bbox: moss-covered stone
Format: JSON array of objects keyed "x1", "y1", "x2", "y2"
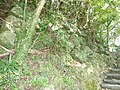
[{"x1": 0, "y1": 31, "x2": 16, "y2": 46}]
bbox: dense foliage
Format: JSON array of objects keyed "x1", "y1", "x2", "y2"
[{"x1": 0, "y1": 0, "x2": 120, "y2": 90}]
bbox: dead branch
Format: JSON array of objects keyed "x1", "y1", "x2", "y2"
[
  {"x1": 0, "y1": 45, "x2": 14, "y2": 53},
  {"x1": 0, "y1": 48, "x2": 50, "y2": 60}
]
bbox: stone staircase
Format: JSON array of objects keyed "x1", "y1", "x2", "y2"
[
  {"x1": 100, "y1": 52, "x2": 120, "y2": 90},
  {"x1": 101, "y1": 56, "x2": 120, "y2": 90}
]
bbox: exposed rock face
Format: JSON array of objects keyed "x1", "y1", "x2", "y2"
[
  {"x1": 70, "y1": 45, "x2": 93, "y2": 63},
  {"x1": 0, "y1": 6, "x2": 23, "y2": 46},
  {"x1": 0, "y1": 5, "x2": 32, "y2": 46},
  {"x1": 0, "y1": 31, "x2": 16, "y2": 46}
]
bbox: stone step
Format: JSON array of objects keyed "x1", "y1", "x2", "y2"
[
  {"x1": 109, "y1": 68, "x2": 120, "y2": 72},
  {"x1": 103, "y1": 79, "x2": 120, "y2": 85},
  {"x1": 105, "y1": 73, "x2": 120, "y2": 79},
  {"x1": 101, "y1": 83, "x2": 120, "y2": 90}
]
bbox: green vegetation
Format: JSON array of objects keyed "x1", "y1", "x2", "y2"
[{"x1": 0, "y1": 0, "x2": 120, "y2": 90}]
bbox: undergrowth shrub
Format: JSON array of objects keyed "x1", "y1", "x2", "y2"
[{"x1": 0, "y1": 55, "x2": 20, "y2": 89}]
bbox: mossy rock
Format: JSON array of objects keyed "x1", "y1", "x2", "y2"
[{"x1": 0, "y1": 31, "x2": 16, "y2": 47}]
